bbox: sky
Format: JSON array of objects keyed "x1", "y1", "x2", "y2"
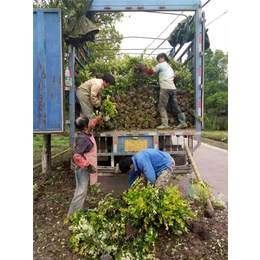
[{"x1": 115, "y1": 0, "x2": 228, "y2": 57}]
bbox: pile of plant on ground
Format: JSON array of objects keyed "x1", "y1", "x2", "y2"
[
  {"x1": 65, "y1": 178, "x2": 199, "y2": 259},
  {"x1": 33, "y1": 155, "x2": 227, "y2": 259}
]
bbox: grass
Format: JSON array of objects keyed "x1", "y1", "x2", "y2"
[
  {"x1": 33, "y1": 134, "x2": 70, "y2": 148},
  {"x1": 33, "y1": 134, "x2": 71, "y2": 165},
  {"x1": 202, "y1": 131, "x2": 228, "y2": 143}
]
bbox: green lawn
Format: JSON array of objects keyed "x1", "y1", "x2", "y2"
[
  {"x1": 33, "y1": 134, "x2": 70, "y2": 148},
  {"x1": 33, "y1": 134, "x2": 71, "y2": 165},
  {"x1": 202, "y1": 130, "x2": 228, "y2": 143}
]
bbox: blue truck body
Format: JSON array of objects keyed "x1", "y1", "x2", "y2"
[{"x1": 33, "y1": 9, "x2": 64, "y2": 133}]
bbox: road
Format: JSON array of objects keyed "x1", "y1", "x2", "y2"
[
  {"x1": 193, "y1": 142, "x2": 228, "y2": 201},
  {"x1": 171, "y1": 142, "x2": 228, "y2": 202},
  {"x1": 99, "y1": 141, "x2": 228, "y2": 202}
]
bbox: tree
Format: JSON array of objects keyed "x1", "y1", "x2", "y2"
[
  {"x1": 33, "y1": 0, "x2": 124, "y2": 61},
  {"x1": 204, "y1": 49, "x2": 228, "y2": 130},
  {"x1": 88, "y1": 12, "x2": 124, "y2": 61},
  {"x1": 204, "y1": 49, "x2": 228, "y2": 96}
]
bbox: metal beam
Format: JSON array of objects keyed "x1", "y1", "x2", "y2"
[
  {"x1": 88, "y1": 0, "x2": 201, "y2": 12},
  {"x1": 68, "y1": 45, "x2": 76, "y2": 147}
]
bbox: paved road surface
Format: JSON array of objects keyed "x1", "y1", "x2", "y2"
[
  {"x1": 193, "y1": 142, "x2": 228, "y2": 201},
  {"x1": 99, "y1": 141, "x2": 228, "y2": 202},
  {"x1": 170, "y1": 142, "x2": 228, "y2": 201}
]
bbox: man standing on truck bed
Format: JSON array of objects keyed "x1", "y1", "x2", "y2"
[
  {"x1": 119, "y1": 148, "x2": 175, "y2": 190},
  {"x1": 76, "y1": 74, "x2": 115, "y2": 119},
  {"x1": 147, "y1": 53, "x2": 188, "y2": 129}
]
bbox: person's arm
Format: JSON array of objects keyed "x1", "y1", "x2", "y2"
[
  {"x1": 73, "y1": 153, "x2": 90, "y2": 168},
  {"x1": 129, "y1": 171, "x2": 139, "y2": 187},
  {"x1": 147, "y1": 64, "x2": 160, "y2": 75},
  {"x1": 88, "y1": 115, "x2": 102, "y2": 129},
  {"x1": 90, "y1": 84, "x2": 102, "y2": 107}
]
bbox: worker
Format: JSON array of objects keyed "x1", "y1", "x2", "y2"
[
  {"x1": 67, "y1": 115, "x2": 101, "y2": 216},
  {"x1": 119, "y1": 148, "x2": 175, "y2": 190},
  {"x1": 76, "y1": 74, "x2": 115, "y2": 119},
  {"x1": 147, "y1": 53, "x2": 188, "y2": 129}
]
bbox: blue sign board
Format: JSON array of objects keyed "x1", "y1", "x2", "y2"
[{"x1": 33, "y1": 9, "x2": 64, "y2": 133}]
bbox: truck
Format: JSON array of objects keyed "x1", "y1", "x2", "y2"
[{"x1": 33, "y1": 0, "x2": 206, "y2": 175}]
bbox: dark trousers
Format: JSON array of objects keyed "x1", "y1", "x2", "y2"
[{"x1": 158, "y1": 89, "x2": 182, "y2": 116}]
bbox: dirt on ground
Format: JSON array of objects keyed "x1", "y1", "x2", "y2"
[{"x1": 33, "y1": 151, "x2": 228, "y2": 260}]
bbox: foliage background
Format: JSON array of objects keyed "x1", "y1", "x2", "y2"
[{"x1": 204, "y1": 49, "x2": 228, "y2": 130}]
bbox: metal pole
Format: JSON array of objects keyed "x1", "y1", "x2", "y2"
[
  {"x1": 201, "y1": 11, "x2": 206, "y2": 130},
  {"x1": 194, "y1": 5, "x2": 202, "y2": 144},
  {"x1": 69, "y1": 45, "x2": 76, "y2": 147}
]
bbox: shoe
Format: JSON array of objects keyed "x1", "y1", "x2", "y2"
[
  {"x1": 157, "y1": 112, "x2": 169, "y2": 129},
  {"x1": 157, "y1": 125, "x2": 169, "y2": 129},
  {"x1": 175, "y1": 123, "x2": 188, "y2": 129},
  {"x1": 175, "y1": 113, "x2": 188, "y2": 129}
]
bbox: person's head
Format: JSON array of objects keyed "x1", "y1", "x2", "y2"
[
  {"x1": 119, "y1": 156, "x2": 134, "y2": 173},
  {"x1": 156, "y1": 53, "x2": 170, "y2": 63},
  {"x1": 75, "y1": 116, "x2": 89, "y2": 131},
  {"x1": 102, "y1": 74, "x2": 116, "y2": 88}
]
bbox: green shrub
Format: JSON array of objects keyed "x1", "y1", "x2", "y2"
[
  {"x1": 157, "y1": 184, "x2": 196, "y2": 234},
  {"x1": 192, "y1": 180, "x2": 214, "y2": 207},
  {"x1": 204, "y1": 114, "x2": 228, "y2": 131},
  {"x1": 103, "y1": 95, "x2": 118, "y2": 118},
  {"x1": 75, "y1": 54, "x2": 193, "y2": 97},
  {"x1": 65, "y1": 178, "x2": 197, "y2": 259}
]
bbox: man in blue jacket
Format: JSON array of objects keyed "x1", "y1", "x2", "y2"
[{"x1": 119, "y1": 148, "x2": 175, "y2": 190}]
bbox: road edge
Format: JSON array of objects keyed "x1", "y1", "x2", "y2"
[{"x1": 201, "y1": 137, "x2": 228, "y2": 150}]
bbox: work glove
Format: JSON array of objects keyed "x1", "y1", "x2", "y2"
[
  {"x1": 103, "y1": 115, "x2": 110, "y2": 122},
  {"x1": 174, "y1": 76, "x2": 178, "y2": 85},
  {"x1": 147, "y1": 68, "x2": 154, "y2": 75},
  {"x1": 88, "y1": 164, "x2": 97, "y2": 173},
  {"x1": 73, "y1": 154, "x2": 97, "y2": 173},
  {"x1": 73, "y1": 153, "x2": 90, "y2": 169},
  {"x1": 99, "y1": 105, "x2": 105, "y2": 112},
  {"x1": 89, "y1": 115, "x2": 102, "y2": 129}
]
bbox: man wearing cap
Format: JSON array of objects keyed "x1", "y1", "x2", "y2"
[{"x1": 119, "y1": 148, "x2": 175, "y2": 190}]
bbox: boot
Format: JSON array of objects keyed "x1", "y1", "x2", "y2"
[
  {"x1": 157, "y1": 113, "x2": 169, "y2": 129},
  {"x1": 176, "y1": 113, "x2": 188, "y2": 129}
]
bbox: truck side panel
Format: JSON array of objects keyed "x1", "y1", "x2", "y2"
[{"x1": 33, "y1": 9, "x2": 64, "y2": 133}]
